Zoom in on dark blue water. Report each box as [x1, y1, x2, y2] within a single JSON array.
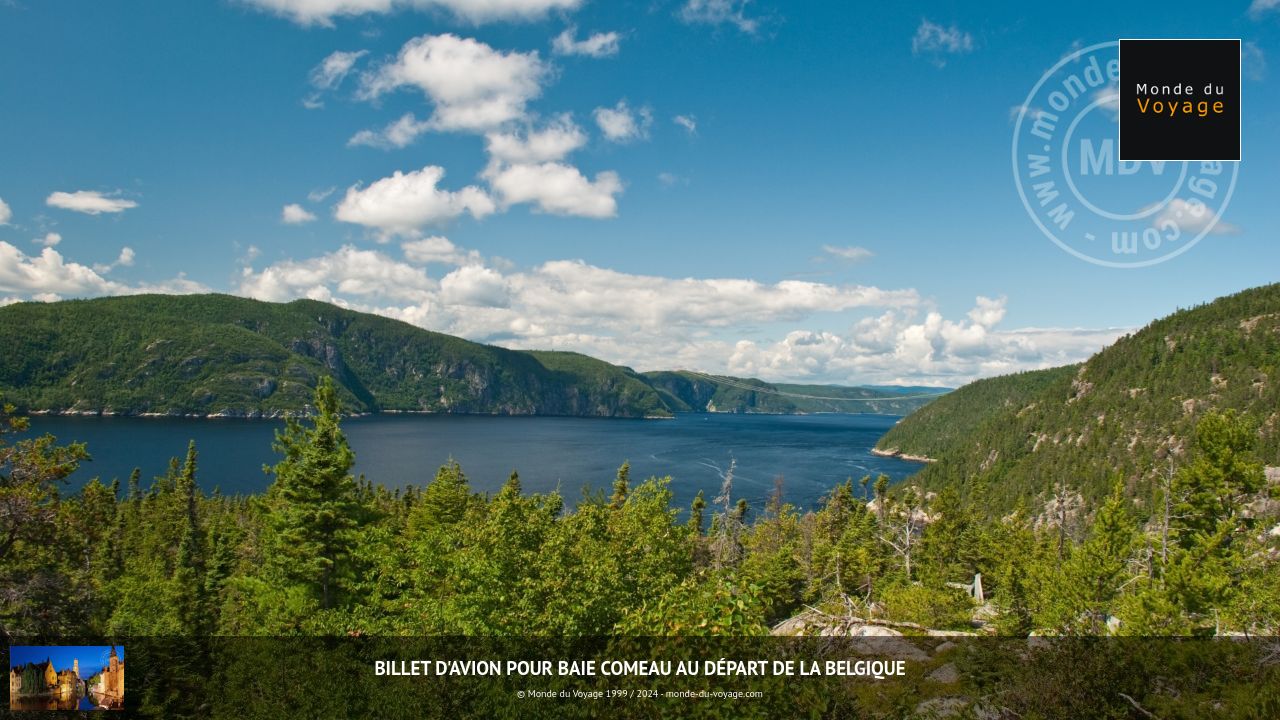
[[25, 413, 921, 511]]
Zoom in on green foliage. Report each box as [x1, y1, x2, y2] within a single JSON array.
[[643, 370, 943, 415], [879, 282, 1280, 512], [263, 377, 360, 611], [878, 582, 974, 630], [0, 294, 940, 421], [615, 573, 769, 635]]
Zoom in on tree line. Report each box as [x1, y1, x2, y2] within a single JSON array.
[[1, 377, 1277, 641]]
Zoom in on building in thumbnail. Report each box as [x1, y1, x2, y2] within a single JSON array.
[[57, 659, 80, 695], [95, 645, 124, 705], [10, 658, 58, 696]]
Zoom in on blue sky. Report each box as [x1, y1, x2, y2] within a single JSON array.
[[0, 0, 1276, 385], [10, 645, 123, 678]]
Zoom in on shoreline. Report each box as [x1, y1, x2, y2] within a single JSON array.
[[870, 447, 936, 463]]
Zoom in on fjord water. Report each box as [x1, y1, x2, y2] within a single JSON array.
[[29, 413, 920, 511]]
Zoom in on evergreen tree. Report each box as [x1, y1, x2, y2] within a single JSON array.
[[609, 461, 630, 509], [264, 377, 359, 610], [172, 441, 208, 633], [687, 490, 706, 536]]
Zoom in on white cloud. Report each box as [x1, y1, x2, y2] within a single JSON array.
[[401, 235, 480, 265], [233, 239, 1120, 385], [1149, 198, 1240, 236], [304, 49, 368, 108], [440, 264, 510, 306], [726, 298, 1123, 386], [242, 0, 583, 26], [46, 191, 138, 215], [1244, 41, 1267, 81], [310, 49, 368, 89], [657, 172, 688, 187], [308, 187, 337, 203], [486, 162, 621, 217], [334, 165, 495, 238], [484, 114, 586, 164], [0, 197, 10, 225], [239, 244, 436, 304], [93, 247, 136, 274], [1249, 0, 1280, 18], [593, 100, 652, 143], [821, 245, 873, 263], [552, 26, 621, 58], [347, 112, 432, 148], [0, 241, 203, 299], [359, 34, 548, 133], [673, 114, 697, 135], [34, 232, 62, 248], [680, 0, 759, 33], [912, 19, 973, 66], [282, 203, 318, 224]]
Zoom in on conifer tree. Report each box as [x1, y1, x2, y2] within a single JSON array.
[[609, 461, 631, 509], [264, 377, 359, 610]]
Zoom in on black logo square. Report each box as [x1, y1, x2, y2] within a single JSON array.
[[1120, 39, 1240, 161]]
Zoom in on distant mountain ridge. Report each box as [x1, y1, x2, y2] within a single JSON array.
[[0, 294, 942, 419], [876, 282, 1280, 510]]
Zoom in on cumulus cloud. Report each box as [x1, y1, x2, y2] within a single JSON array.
[[727, 297, 1123, 386], [242, 0, 583, 26], [238, 244, 436, 304], [93, 247, 136, 274], [46, 191, 138, 215], [593, 100, 652, 143], [34, 232, 62, 248], [1149, 198, 1240, 236], [484, 114, 587, 164], [821, 245, 873, 263], [235, 239, 1120, 385], [673, 114, 697, 135], [282, 203, 318, 224], [335, 165, 495, 238], [680, 0, 759, 33], [440, 264, 510, 306], [401, 235, 480, 265], [912, 19, 973, 66], [485, 162, 622, 217], [552, 26, 621, 57], [347, 112, 432, 148], [0, 241, 204, 299], [0, 197, 10, 225], [359, 34, 548, 133]]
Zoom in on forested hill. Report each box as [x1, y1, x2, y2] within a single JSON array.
[[643, 371, 946, 415], [0, 294, 937, 418], [877, 282, 1280, 509]]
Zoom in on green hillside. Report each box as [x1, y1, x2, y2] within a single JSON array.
[[0, 294, 932, 419], [879, 283, 1280, 509], [643, 371, 944, 415], [0, 294, 671, 418], [875, 365, 1077, 460]]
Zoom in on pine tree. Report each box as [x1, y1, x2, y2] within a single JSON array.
[[609, 461, 631, 509], [687, 490, 706, 536], [411, 459, 471, 534], [172, 441, 208, 633], [264, 377, 359, 610]]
